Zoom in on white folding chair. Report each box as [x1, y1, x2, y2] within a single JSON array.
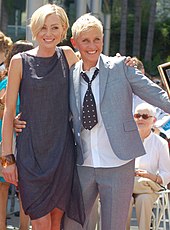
[[151, 189, 170, 230]]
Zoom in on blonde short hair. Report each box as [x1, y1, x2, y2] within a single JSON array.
[[135, 103, 156, 117], [71, 13, 103, 39], [30, 4, 69, 41]]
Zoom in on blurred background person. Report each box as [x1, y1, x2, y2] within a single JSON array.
[[0, 31, 12, 72]]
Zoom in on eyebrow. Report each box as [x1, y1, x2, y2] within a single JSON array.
[[43, 23, 60, 27]]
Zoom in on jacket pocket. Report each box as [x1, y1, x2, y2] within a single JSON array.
[[123, 120, 138, 132]]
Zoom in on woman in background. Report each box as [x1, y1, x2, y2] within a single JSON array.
[[126, 103, 170, 230]]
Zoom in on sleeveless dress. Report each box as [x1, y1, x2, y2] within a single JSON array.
[[16, 48, 85, 225]]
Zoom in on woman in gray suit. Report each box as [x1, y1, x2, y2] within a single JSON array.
[[64, 14, 170, 230]]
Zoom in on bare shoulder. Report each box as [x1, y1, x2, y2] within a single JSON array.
[[61, 46, 79, 68], [10, 53, 22, 66], [9, 53, 23, 79]]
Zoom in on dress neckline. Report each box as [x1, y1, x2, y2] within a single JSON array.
[[24, 48, 58, 60]]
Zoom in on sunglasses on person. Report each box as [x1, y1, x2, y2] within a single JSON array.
[[134, 113, 153, 120]]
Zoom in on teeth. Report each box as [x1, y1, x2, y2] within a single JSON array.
[[45, 39, 53, 42], [88, 51, 96, 54]]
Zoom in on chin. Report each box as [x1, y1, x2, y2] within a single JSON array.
[[137, 125, 145, 130]]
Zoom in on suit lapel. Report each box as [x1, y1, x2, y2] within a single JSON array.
[[72, 63, 81, 114], [99, 56, 109, 103]]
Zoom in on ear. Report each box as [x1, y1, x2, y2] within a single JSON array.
[[70, 37, 77, 49], [153, 117, 157, 123]]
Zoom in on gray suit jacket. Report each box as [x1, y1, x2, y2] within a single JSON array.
[[69, 54, 170, 165]]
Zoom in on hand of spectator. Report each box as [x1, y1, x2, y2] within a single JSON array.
[[135, 169, 149, 178]]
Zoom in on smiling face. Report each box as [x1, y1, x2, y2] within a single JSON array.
[[36, 13, 65, 51], [72, 27, 103, 70]]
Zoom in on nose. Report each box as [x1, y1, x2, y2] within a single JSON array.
[[43, 28, 52, 36], [46, 29, 51, 36], [88, 41, 96, 49]]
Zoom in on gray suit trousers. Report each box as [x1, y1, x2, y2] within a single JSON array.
[[64, 160, 135, 230]]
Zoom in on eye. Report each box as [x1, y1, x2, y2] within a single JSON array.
[[82, 39, 89, 43], [95, 37, 101, 42], [41, 26, 46, 31], [52, 26, 59, 30]]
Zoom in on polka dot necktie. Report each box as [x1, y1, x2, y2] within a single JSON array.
[[81, 68, 99, 130]]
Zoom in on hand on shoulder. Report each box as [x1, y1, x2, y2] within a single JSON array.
[[113, 53, 137, 67], [61, 46, 79, 68]]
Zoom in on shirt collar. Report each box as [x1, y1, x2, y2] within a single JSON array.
[[80, 57, 100, 74]]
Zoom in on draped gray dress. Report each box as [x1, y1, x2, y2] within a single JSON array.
[[16, 48, 85, 225]]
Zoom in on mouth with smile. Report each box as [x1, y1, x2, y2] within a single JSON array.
[[44, 38, 55, 43], [87, 50, 97, 54]]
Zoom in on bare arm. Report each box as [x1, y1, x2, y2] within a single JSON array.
[[0, 87, 6, 119], [1, 54, 22, 186], [61, 46, 79, 68], [135, 169, 163, 184]]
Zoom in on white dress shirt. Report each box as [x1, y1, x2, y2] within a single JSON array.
[[79, 58, 130, 168], [135, 132, 170, 186]]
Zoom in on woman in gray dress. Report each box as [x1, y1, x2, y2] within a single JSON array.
[[1, 4, 85, 230]]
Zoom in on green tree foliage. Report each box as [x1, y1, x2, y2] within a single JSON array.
[[110, 0, 170, 75], [2, 0, 170, 75]]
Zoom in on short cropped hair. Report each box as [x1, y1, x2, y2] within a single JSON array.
[[71, 13, 103, 39], [135, 103, 156, 117], [30, 4, 69, 41]]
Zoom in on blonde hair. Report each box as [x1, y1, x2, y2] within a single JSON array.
[[30, 4, 69, 41], [0, 31, 13, 56], [71, 13, 103, 39]]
